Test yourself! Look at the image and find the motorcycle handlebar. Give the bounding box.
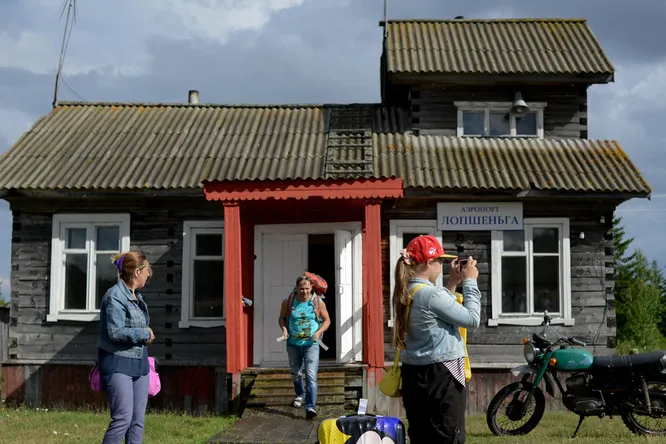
[570,338,586,347]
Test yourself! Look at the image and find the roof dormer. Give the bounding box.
[379,18,615,105]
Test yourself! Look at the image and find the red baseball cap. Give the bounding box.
[403,235,456,265]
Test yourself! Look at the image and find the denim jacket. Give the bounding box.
[400,277,481,365]
[97,280,151,359]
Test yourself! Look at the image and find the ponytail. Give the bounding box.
[392,257,427,349]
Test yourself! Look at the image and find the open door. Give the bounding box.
[261,233,308,366]
[335,229,353,363]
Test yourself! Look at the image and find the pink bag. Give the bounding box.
[89,357,161,396]
[148,356,161,397]
[89,363,102,392]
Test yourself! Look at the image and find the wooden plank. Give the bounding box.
[1,365,25,405]
[23,365,42,408]
[0,308,9,363]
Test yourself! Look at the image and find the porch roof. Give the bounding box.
[0,101,651,196]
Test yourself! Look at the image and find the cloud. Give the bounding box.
[0,30,56,75]
[0,108,35,148]
[1,0,312,78]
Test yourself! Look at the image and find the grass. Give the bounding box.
[0,407,664,443]
[463,412,664,444]
[0,406,236,444]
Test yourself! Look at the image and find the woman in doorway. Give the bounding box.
[278,274,331,419]
[393,235,481,444]
[97,251,155,444]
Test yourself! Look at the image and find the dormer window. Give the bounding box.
[455,101,546,139]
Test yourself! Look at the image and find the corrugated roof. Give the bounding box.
[375,134,650,193]
[0,102,409,190]
[382,18,615,77]
[0,103,650,195]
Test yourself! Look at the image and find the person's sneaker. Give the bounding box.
[292,397,303,408]
[306,408,317,419]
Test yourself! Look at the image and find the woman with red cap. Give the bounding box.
[392,235,481,444]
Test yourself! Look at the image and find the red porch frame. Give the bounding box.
[203,178,403,404]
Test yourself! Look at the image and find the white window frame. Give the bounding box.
[47,214,131,322]
[455,101,546,139]
[490,217,573,327]
[388,220,444,328]
[179,221,225,329]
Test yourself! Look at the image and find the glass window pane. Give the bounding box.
[501,256,527,313]
[64,254,88,309]
[462,112,484,136]
[402,232,424,249]
[193,259,224,317]
[503,230,525,252]
[489,112,510,136]
[95,254,118,309]
[96,226,120,251]
[534,256,560,312]
[66,228,86,249]
[533,228,559,253]
[516,113,537,136]
[196,234,223,256]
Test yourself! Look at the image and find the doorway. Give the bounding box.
[253,222,363,367]
[308,234,336,361]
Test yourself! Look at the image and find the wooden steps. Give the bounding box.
[240,365,365,412]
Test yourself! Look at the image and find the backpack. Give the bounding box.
[303,271,328,295]
[286,291,322,322]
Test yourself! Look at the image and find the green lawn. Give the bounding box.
[463,411,664,444]
[0,406,236,444]
[0,407,663,443]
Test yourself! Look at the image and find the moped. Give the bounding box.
[486,311,666,437]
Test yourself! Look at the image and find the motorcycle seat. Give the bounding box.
[591,350,666,372]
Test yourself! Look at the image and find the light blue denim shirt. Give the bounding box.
[400,277,482,365]
[97,280,151,359]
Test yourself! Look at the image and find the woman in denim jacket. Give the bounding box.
[98,251,155,444]
[392,235,481,444]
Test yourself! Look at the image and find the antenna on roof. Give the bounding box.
[383,0,388,37]
[52,0,79,108]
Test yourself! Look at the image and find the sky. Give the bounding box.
[0,0,665,299]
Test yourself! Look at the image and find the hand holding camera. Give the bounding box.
[460,255,479,280]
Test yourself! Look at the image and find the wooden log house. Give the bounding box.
[0,18,652,416]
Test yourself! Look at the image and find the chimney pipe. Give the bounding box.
[188,90,199,104]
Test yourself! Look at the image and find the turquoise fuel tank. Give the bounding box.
[550,348,594,371]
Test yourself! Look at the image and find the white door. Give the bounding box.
[261,233,308,365]
[335,229,353,363]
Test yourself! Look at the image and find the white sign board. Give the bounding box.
[437,202,523,231]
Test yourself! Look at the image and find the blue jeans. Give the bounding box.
[103,372,149,444]
[286,342,320,410]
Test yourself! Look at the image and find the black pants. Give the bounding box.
[401,362,467,444]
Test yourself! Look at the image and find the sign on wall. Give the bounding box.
[436,202,523,231]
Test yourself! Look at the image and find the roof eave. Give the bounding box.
[387,72,615,85]
[403,188,651,201]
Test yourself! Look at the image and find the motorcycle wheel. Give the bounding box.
[622,380,666,436]
[486,381,546,436]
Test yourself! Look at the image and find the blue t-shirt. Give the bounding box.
[287,296,320,347]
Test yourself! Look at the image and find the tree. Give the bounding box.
[613,216,636,336]
[613,217,666,351]
[616,250,665,348]
[0,280,7,308]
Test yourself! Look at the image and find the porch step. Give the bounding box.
[245,394,346,407]
[240,366,365,413]
[251,386,345,397]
